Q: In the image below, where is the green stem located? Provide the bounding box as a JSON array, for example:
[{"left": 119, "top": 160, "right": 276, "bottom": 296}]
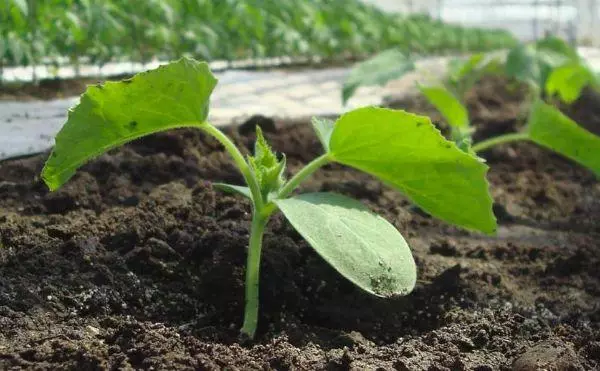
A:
[
  {"left": 239, "top": 153, "right": 332, "bottom": 337},
  {"left": 201, "top": 123, "right": 263, "bottom": 209},
  {"left": 277, "top": 154, "right": 331, "bottom": 199},
  {"left": 240, "top": 213, "right": 269, "bottom": 338},
  {"left": 471, "top": 132, "right": 530, "bottom": 153}
]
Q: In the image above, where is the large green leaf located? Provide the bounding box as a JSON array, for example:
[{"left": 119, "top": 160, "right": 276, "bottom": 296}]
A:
[
  {"left": 328, "top": 107, "right": 496, "bottom": 234},
  {"left": 342, "top": 49, "right": 415, "bottom": 104},
  {"left": 527, "top": 101, "right": 600, "bottom": 176},
  {"left": 546, "top": 63, "right": 596, "bottom": 104},
  {"left": 42, "top": 58, "right": 217, "bottom": 191},
  {"left": 275, "top": 192, "right": 416, "bottom": 297},
  {"left": 418, "top": 85, "right": 470, "bottom": 128}
]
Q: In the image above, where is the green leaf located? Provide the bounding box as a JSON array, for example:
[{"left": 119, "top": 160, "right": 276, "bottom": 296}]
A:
[
  {"left": 342, "top": 49, "right": 415, "bottom": 104},
  {"left": 527, "top": 101, "right": 600, "bottom": 176},
  {"left": 446, "top": 53, "right": 503, "bottom": 96},
  {"left": 6, "top": 33, "right": 25, "bottom": 64},
  {"left": 328, "top": 107, "right": 496, "bottom": 234},
  {"left": 312, "top": 117, "right": 335, "bottom": 151},
  {"left": 546, "top": 63, "right": 595, "bottom": 104},
  {"left": 213, "top": 183, "right": 253, "bottom": 200},
  {"left": 10, "top": 0, "right": 28, "bottom": 16},
  {"left": 448, "top": 53, "right": 485, "bottom": 82},
  {"left": 248, "top": 126, "right": 286, "bottom": 198},
  {"left": 506, "top": 38, "right": 578, "bottom": 89},
  {"left": 505, "top": 43, "right": 544, "bottom": 87},
  {"left": 418, "top": 85, "right": 470, "bottom": 128},
  {"left": 535, "top": 35, "right": 579, "bottom": 61},
  {"left": 275, "top": 192, "right": 416, "bottom": 297},
  {"left": 42, "top": 58, "right": 217, "bottom": 191}
]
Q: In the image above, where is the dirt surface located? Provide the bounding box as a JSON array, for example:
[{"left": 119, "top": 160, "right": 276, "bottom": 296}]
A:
[
  {"left": 0, "top": 75, "right": 130, "bottom": 101},
  {"left": 0, "top": 81, "right": 599, "bottom": 370}
]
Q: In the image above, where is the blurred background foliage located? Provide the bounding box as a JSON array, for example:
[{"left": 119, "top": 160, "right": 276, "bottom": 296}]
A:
[{"left": 0, "top": 0, "right": 517, "bottom": 69}]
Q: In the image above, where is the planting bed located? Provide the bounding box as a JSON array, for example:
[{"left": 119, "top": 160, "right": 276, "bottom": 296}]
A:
[{"left": 0, "top": 80, "right": 599, "bottom": 370}]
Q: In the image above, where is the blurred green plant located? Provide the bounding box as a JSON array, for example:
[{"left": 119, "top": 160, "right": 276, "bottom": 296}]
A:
[
  {"left": 417, "top": 36, "right": 600, "bottom": 176},
  {"left": 504, "top": 36, "right": 600, "bottom": 104},
  {"left": 1, "top": 0, "right": 517, "bottom": 76},
  {"left": 341, "top": 17, "right": 516, "bottom": 104}
]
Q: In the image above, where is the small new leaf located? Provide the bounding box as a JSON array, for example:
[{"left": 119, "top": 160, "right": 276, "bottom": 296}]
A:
[
  {"left": 249, "top": 126, "right": 286, "bottom": 199},
  {"left": 452, "top": 127, "right": 477, "bottom": 155}
]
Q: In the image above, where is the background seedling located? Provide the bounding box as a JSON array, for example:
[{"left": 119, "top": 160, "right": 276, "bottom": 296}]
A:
[
  {"left": 41, "top": 58, "right": 496, "bottom": 339},
  {"left": 418, "top": 37, "right": 600, "bottom": 176},
  {"left": 341, "top": 28, "right": 514, "bottom": 106}
]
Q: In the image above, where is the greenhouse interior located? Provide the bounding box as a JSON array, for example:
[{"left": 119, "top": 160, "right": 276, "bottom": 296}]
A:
[{"left": 1, "top": 1, "right": 599, "bottom": 369}]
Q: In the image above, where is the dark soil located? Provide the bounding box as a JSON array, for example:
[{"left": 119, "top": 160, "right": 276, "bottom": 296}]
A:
[{"left": 0, "top": 81, "right": 599, "bottom": 370}]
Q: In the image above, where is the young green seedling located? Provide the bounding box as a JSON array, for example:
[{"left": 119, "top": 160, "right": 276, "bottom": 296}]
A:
[
  {"left": 418, "top": 46, "right": 600, "bottom": 175},
  {"left": 503, "top": 35, "right": 600, "bottom": 105},
  {"left": 417, "top": 53, "right": 503, "bottom": 153},
  {"left": 340, "top": 26, "right": 517, "bottom": 105},
  {"left": 41, "top": 58, "right": 497, "bottom": 339}
]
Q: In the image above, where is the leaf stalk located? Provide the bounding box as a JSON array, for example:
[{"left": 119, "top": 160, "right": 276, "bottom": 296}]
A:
[
  {"left": 240, "top": 212, "right": 270, "bottom": 338},
  {"left": 277, "top": 154, "right": 331, "bottom": 199},
  {"left": 201, "top": 123, "right": 264, "bottom": 209},
  {"left": 472, "top": 132, "right": 530, "bottom": 153}
]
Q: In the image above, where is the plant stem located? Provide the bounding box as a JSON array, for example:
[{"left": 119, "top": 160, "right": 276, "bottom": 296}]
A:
[
  {"left": 239, "top": 153, "right": 332, "bottom": 337},
  {"left": 277, "top": 154, "right": 331, "bottom": 199},
  {"left": 201, "top": 123, "right": 263, "bottom": 209},
  {"left": 198, "top": 128, "right": 331, "bottom": 338},
  {"left": 240, "top": 213, "right": 269, "bottom": 338},
  {"left": 471, "top": 132, "right": 530, "bottom": 153}
]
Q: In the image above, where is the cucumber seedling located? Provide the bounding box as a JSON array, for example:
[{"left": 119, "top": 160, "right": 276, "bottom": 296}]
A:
[
  {"left": 417, "top": 40, "right": 600, "bottom": 176},
  {"left": 342, "top": 36, "right": 599, "bottom": 176},
  {"left": 42, "top": 58, "right": 497, "bottom": 338}
]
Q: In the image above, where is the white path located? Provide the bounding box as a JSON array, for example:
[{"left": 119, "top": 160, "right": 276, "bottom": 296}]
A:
[
  {"left": 0, "top": 62, "right": 437, "bottom": 160},
  {"left": 2, "top": 48, "right": 600, "bottom": 161}
]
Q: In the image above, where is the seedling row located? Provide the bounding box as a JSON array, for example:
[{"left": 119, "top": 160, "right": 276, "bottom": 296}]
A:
[{"left": 40, "top": 34, "right": 599, "bottom": 338}]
